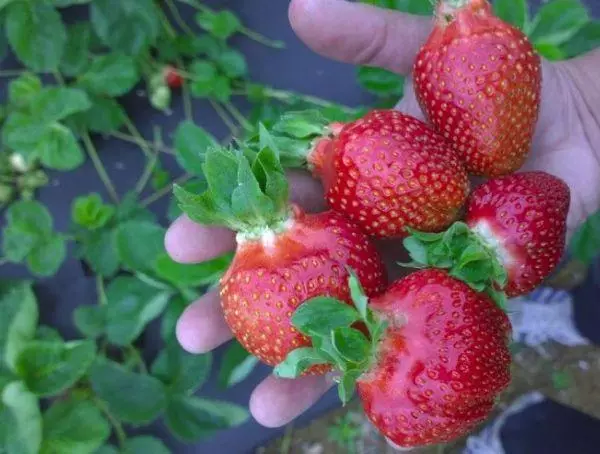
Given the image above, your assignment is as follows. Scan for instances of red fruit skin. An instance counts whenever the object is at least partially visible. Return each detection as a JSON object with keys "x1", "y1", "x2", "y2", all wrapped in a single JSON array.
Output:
[
  {"x1": 309, "y1": 110, "x2": 470, "y2": 238},
  {"x1": 164, "y1": 66, "x2": 184, "y2": 88},
  {"x1": 413, "y1": 0, "x2": 542, "y2": 177},
  {"x1": 357, "y1": 269, "x2": 512, "y2": 449},
  {"x1": 219, "y1": 206, "x2": 388, "y2": 371},
  {"x1": 466, "y1": 171, "x2": 570, "y2": 297}
]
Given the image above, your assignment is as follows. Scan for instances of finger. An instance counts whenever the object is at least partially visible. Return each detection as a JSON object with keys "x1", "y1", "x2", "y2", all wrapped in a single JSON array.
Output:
[
  {"x1": 165, "y1": 170, "x2": 324, "y2": 264},
  {"x1": 249, "y1": 373, "x2": 334, "y2": 428},
  {"x1": 176, "y1": 289, "x2": 232, "y2": 354},
  {"x1": 289, "y1": 0, "x2": 432, "y2": 75}
]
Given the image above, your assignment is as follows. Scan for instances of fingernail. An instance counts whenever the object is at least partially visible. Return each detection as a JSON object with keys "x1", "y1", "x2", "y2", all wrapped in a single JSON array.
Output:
[{"x1": 385, "y1": 437, "x2": 413, "y2": 452}]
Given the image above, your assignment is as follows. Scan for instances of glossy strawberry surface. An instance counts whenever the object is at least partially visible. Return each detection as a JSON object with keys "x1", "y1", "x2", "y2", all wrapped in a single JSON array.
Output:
[
  {"x1": 413, "y1": 0, "x2": 541, "y2": 177},
  {"x1": 309, "y1": 110, "x2": 470, "y2": 238},
  {"x1": 219, "y1": 206, "x2": 388, "y2": 370},
  {"x1": 357, "y1": 269, "x2": 511, "y2": 448},
  {"x1": 466, "y1": 171, "x2": 570, "y2": 297}
]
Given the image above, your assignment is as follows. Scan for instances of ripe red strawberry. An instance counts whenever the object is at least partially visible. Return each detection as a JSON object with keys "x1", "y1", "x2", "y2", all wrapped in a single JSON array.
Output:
[
  {"x1": 163, "y1": 65, "x2": 184, "y2": 88},
  {"x1": 275, "y1": 268, "x2": 512, "y2": 449},
  {"x1": 173, "y1": 138, "x2": 387, "y2": 370},
  {"x1": 413, "y1": 0, "x2": 542, "y2": 177},
  {"x1": 402, "y1": 171, "x2": 570, "y2": 300},
  {"x1": 266, "y1": 109, "x2": 470, "y2": 238}
]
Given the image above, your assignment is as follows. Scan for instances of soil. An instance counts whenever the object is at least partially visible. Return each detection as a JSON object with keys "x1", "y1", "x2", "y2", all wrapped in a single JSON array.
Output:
[{"x1": 257, "y1": 342, "x2": 600, "y2": 454}]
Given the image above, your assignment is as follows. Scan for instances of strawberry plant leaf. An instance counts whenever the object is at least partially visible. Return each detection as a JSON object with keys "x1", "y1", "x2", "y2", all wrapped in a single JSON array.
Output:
[
  {"x1": 95, "y1": 446, "x2": 119, "y2": 454},
  {"x1": 560, "y1": 20, "x2": 600, "y2": 58},
  {"x1": 36, "y1": 124, "x2": 85, "y2": 171},
  {"x1": 0, "y1": 281, "x2": 38, "y2": 371},
  {"x1": 2, "y1": 226, "x2": 39, "y2": 262},
  {"x1": 347, "y1": 270, "x2": 369, "y2": 319},
  {"x1": 217, "y1": 49, "x2": 248, "y2": 78},
  {"x1": 493, "y1": 0, "x2": 528, "y2": 30},
  {"x1": 77, "y1": 228, "x2": 120, "y2": 277},
  {"x1": 331, "y1": 327, "x2": 370, "y2": 364},
  {"x1": 6, "y1": 2, "x2": 66, "y2": 71},
  {"x1": 2, "y1": 112, "x2": 48, "y2": 152},
  {"x1": 218, "y1": 341, "x2": 260, "y2": 388},
  {"x1": 26, "y1": 234, "x2": 67, "y2": 277},
  {"x1": 230, "y1": 151, "x2": 275, "y2": 222},
  {"x1": 153, "y1": 252, "x2": 232, "y2": 288},
  {"x1": 78, "y1": 54, "x2": 140, "y2": 97},
  {"x1": 291, "y1": 297, "x2": 361, "y2": 337},
  {"x1": 189, "y1": 60, "x2": 219, "y2": 97},
  {"x1": 90, "y1": 358, "x2": 167, "y2": 424},
  {"x1": 104, "y1": 276, "x2": 172, "y2": 346},
  {"x1": 272, "y1": 347, "x2": 327, "y2": 378},
  {"x1": 165, "y1": 395, "x2": 249, "y2": 442},
  {"x1": 252, "y1": 144, "x2": 289, "y2": 212},
  {"x1": 570, "y1": 210, "x2": 600, "y2": 265},
  {"x1": 174, "y1": 120, "x2": 218, "y2": 175},
  {"x1": 391, "y1": 0, "x2": 434, "y2": 15},
  {"x1": 31, "y1": 87, "x2": 92, "y2": 124},
  {"x1": 337, "y1": 369, "x2": 361, "y2": 405},
  {"x1": 71, "y1": 95, "x2": 126, "y2": 134},
  {"x1": 151, "y1": 341, "x2": 212, "y2": 395},
  {"x1": 15, "y1": 340, "x2": 96, "y2": 397},
  {"x1": 41, "y1": 396, "x2": 110, "y2": 454},
  {"x1": 528, "y1": 0, "x2": 589, "y2": 47},
  {"x1": 8, "y1": 73, "x2": 42, "y2": 108},
  {"x1": 123, "y1": 436, "x2": 171, "y2": 454},
  {"x1": 203, "y1": 147, "x2": 240, "y2": 209},
  {"x1": 196, "y1": 10, "x2": 241, "y2": 40},
  {"x1": 160, "y1": 295, "x2": 189, "y2": 342},
  {"x1": 356, "y1": 67, "x2": 404, "y2": 97},
  {"x1": 72, "y1": 193, "x2": 115, "y2": 230},
  {"x1": 116, "y1": 220, "x2": 165, "y2": 272},
  {"x1": 52, "y1": 0, "x2": 92, "y2": 6},
  {"x1": 0, "y1": 381, "x2": 42, "y2": 454},
  {"x1": 60, "y1": 23, "x2": 91, "y2": 77},
  {"x1": 73, "y1": 305, "x2": 106, "y2": 339},
  {"x1": 90, "y1": 0, "x2": 160, "y2": 55},
  {"x1": 272, "y1": 109, "x2": 329, "y2": 139},
  {"x1": 35, "y1": 326, "x2": 63, "y2": 343}
]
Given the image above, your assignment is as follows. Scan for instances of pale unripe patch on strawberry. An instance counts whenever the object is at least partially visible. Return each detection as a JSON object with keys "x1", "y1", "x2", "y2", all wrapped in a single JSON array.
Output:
[{"x1": 470, "y1": 219, "x2": 515, "y2": 269}]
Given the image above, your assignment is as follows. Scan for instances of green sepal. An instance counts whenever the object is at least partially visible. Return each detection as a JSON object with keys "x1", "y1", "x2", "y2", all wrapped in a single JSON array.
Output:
[
  {"x1": 172, "y1": 141, "x2": 291, "y2": 236},
  {"x1": 272, "y1": 110, "x2": 330, "y2": 139},
  {"x1": 402, "y1": 222, "x2": 509, "y2": 309},
  {"x1": 273, "y1": 270, "x2": 388, "y2": 406}
]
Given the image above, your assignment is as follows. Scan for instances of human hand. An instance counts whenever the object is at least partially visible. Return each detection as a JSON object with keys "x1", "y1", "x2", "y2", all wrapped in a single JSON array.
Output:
[{"x1": 165, "y1": 0, "x2": 600, "y2": 430}]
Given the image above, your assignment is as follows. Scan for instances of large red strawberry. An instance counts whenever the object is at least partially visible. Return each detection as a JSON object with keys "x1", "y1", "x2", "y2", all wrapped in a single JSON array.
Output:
[
  {"x1": 402, "y1": 171, "x2": 570, "y2": 300},
  {"x1": 173, "y1": 135, "x2": 387, "y2": 371},
  {"x1": 275, "y1": 268, "x2": 512, "y2": 449},
  {"x1": 260, "y1": 109, "x2": 470, "y2": 238},
  {"x1": 413, "y1": 0, "x2": 542, "y2": 177}
]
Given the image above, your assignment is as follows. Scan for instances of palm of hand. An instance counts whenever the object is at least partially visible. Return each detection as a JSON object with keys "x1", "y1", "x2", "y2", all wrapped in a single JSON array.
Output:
[{"x1": 165, "y1": 0, "x2": 600, "y2": 432}]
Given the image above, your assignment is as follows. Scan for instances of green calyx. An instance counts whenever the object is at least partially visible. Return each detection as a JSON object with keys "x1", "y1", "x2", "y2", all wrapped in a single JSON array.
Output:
[
  {"x1": 245, "y1": 109, "x2": 334, "y2": 169},
  {"x1": 173, "y1": 124, "x2": 291, "y2": 236},
  {"x1": 273, "y1": 269, "x2": 389, "y2": 405},
  {"x1": 401, "y1": 222, "x2": 509, "y2": 309}
]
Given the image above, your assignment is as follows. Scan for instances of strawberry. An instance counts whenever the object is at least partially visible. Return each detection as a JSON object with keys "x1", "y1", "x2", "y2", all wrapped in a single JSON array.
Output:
[
  {"x1": 163, "y1": 65, "x2": 184, "y2": 89},
  {"x1": 275, "y1": 268, "x2": 512, "y2": 449},
  {"x1": 402, "y1": 171, "x2": 570, "y2": 300},
  {"x1": 413, "y1": 0, "x2": 542, "y2": 177},
  {"x1": 260, "y1": 109, "x2": 470, "y2": 238},
  {"x1": 173, "y1": 131, "x2": 387, "y2": 370}
]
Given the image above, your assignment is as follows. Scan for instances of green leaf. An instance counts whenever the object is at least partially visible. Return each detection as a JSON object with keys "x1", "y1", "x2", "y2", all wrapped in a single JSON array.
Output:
[
  {"x1": 73, "y1": 305, "x2": 106, "y2": 339},
  {"x1": 79, "y1": 54, "x2": 140, "y2": 96},
  {"x1": 356, "y1": 67, "x2": 404, "y2": 97},
  {"x1": 123, "y1": 436, "x2": 171, "y2": 454},
  {"x1": 196, "y1": 10, "x2": 241, "y2": 40},
  {"x1": 252, "y1": 142, "x2": 289, "y2": 211},
  {"x1": 493, "y1": 0, "x2": 528, "y2": 30},
  {"x1": 151, "y1": 341, "x2": 212, "y2": 395},
  {"x1": 390, "y1": 0, "x2": 434, "y2": 15},
  {"x1": 2, "y1": 226, "x2": 38, "y2": 263},
  {"x1": 0, "y1": 381, "x2": 42, "y2": 454},
  {"x1": 104, "y1": 276, "x2": 172, "y2": 346},
  {"x1": 31, "y1": 87, "x2": 92, "y2": 124},
  {"x1": 337, "y1": 369, "x2": 361, "y2": 404},
  {"x1": 2, "y1": 112, "x2": 48, "y2": 152},
  {"x1": 15, "y1": 340, "x2": 96, "y2": 397},
  {"x1": 189, "y1": 60, "x2": 218, "y2": 98},
  {"x1": 94, "y1": 446, "x2": 118, "y2": 454},
  {"x1": 52, "y1": 0, "x2": 92, "y2": 7},
  {"x1": 36, "y1": 123, "x2": 85, "y2": 171},
  {"x1": 26, "y1": 234, "x2": 67, "y2": 277},
  {"x1": 560, "y1": 20, "x2": 600, "y2": 58},
  {"x1": 72, "y1": 193, "x2": 115, "y2": 230},
  {"x1": 78, "y1": 228, "x2": 120, "y2": 277},
  {"x1": 41, "y1": 397, "x2": 110, "y2": 454},
  {"x1": 347, "y1": 270, "x2": 369, "y2": 319},
  {"x1": 6, "y1": 2, "x2": 66, "y2": 71},
  {"x1": 72, "y1": 96, "x2": 126, "y2": 133},
  {"x1": 218, "y1": 341, "x2": 259, "y2": 388},
  {"x1": 5, "y1": 199, "x2": 53, "y2": 234},
  {"x1": 273, "y1": 347, "x2": 328, "y2": 379},
  {"x1": 0, "y1": 281, "x2": 38, "y2": 371},
  {"x1": 116, "y1": 192, "x2": 156, "y2": 223},
  {"x1": 174, "y1": 120, "x2": 217, "y2": 175},
  {"x1": 116, "y1": 220, "x2": 166, "y2": 272},
  {"x1": 60, "y1": 23, "x2": 91, "y2": 77},
  {"x1": 528, "y1": 0, "x2": 589, "y2": 46},
  {"x1": 331, "y1": 327, "x2": 370, "y2": 363},
  {"x1": 91, "y1": 0, "x2": 160, "y2": 55},
  {"x1": 570, "y1": 210, "x2": 600, "y2": 265},
  {"x1": 291, "y1": 297, "x2": 360, "y2": 336},
  {"x1": 153, "y1": 252, "x2": 231, "y2": 288},
  {"x1": 35, "y1": 326, "x2": 63, "y2": 342},
  {"x1": 230, "y1": 152, "x2": 275, "y2": 223},
  {"x1": 160, "y1": 295, "x2": 189, "y2": 342},
  {"x1": 165, "y1": 395, "x2": 249, "y2": 442},
  {"x1": 217, "y1": 49, "x2": 248, "y2": 78},
  {"x1": 8, "y1": 73, "x2": 42, "y2": 108},
  {"x1": 212, "y1": 76, "x2": 232, "y2": 102},
  {"x1": 90, "y1": 358, "x2": 166, "y2": 424}
]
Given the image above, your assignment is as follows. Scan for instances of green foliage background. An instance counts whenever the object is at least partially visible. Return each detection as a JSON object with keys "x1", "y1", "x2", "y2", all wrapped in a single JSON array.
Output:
[{"x1": 0, "y1": 0, "x2": 598, "y2": 452}]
